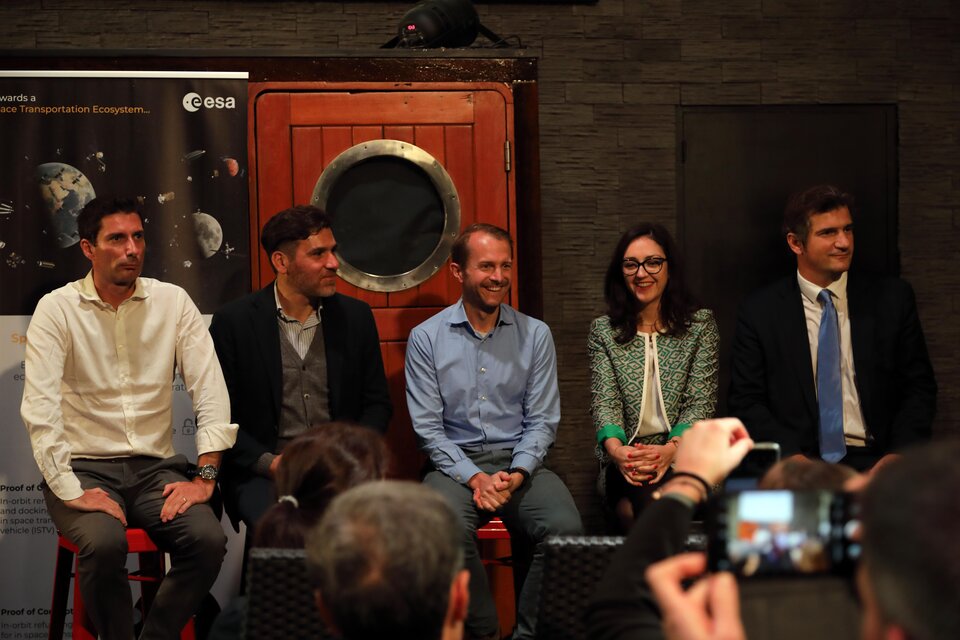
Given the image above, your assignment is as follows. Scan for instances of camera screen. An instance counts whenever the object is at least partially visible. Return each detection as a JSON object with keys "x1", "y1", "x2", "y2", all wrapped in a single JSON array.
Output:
[{"x1": 712, "y1": 490, "x2": 857, "y2": 576}]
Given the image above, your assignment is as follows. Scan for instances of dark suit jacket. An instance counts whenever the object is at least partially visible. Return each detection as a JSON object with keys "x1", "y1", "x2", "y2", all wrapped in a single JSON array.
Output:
[
  {"x1": 209, "y1": 284, "x2": 392, "y2": 516},
  {"x1": 728, "y1": 273, "x2": 936, "y2": 458}
]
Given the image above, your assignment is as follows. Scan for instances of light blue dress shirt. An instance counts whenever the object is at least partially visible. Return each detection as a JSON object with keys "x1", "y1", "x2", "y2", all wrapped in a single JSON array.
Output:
[{"x1": 405, "y1": 300, "x2": 561, "y2": 485}]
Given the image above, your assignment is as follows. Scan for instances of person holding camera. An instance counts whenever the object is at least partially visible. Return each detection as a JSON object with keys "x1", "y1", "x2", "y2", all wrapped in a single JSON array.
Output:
[{"x1": 612, "y1": 434, "x2": 960, "y2": 640}]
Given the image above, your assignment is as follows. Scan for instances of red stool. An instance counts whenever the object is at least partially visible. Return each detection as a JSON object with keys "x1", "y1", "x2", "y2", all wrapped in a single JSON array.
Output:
[
  {"x1": 477, "y1": 517, "x2": 515, "y2": 638},
  {"x1": 477, "y1": 516, "x2": 510, "y2": 540},
  {"x1": 49, "y1": 528, "x2": 195, "y2": 640}
]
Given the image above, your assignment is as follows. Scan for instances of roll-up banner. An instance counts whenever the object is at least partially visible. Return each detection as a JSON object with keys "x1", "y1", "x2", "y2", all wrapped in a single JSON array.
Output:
[{"x1": 0, "y1": 70, "x2": 250, "y2": 638}]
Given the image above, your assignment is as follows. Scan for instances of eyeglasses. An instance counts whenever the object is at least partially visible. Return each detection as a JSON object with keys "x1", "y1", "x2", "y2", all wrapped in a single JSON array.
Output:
[{"x1": 622, "y1": 257, "x2": 666, "y2": 276}]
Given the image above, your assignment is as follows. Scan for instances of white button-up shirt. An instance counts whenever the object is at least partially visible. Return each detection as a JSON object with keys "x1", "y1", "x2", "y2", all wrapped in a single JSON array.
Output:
[{"x1": 20, "y1": 273, "x2": 237, "y2": 500}]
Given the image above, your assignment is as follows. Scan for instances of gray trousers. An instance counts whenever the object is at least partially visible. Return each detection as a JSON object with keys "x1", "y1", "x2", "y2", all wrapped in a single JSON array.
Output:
[
  {"x1": 43, "y1": 455, "x2": 227, "y2": 640},
  {"x1": 424, "y1": 450, "x2": 583, "y2": 640}
]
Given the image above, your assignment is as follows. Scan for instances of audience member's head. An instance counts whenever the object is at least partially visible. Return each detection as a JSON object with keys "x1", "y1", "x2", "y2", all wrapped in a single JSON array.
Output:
[
  {"x1": 253, "y1": 423, "x2": 388, "y2": 548},
  {"x1": 306, "y1": 481, "x2": 470, "y2": 640},
  {"x1": 759, "y1": 457, "x2": 858, "y2": 491},
  {"x1": 858, "y1": 440, "x2": 960, "y2": 640}
]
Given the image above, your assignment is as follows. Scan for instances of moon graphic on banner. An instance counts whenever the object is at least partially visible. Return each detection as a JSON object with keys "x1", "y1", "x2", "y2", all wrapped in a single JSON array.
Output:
[
  {"x1": 37, "y1": 162, "x2": 96, "y2": 248},
  {"x1": 192, "y1": 211, "x2": 223, "y2": 258}
]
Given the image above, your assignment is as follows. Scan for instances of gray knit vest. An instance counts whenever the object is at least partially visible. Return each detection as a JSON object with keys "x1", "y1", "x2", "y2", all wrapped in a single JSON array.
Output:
[{"x1": 277, "y1": 327, "x2": 330, "y2": 444}]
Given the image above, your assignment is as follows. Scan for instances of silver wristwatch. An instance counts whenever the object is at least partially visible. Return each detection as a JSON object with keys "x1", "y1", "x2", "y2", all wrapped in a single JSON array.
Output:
[{"x1": 197, "y1": 464, "x2": 219, "y2": 481}]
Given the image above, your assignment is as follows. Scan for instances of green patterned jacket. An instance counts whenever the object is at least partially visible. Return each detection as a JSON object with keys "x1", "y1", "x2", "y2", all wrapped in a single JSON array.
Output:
[{"x1": 588, "y1": 309, "x2": 720, "y2": 467}]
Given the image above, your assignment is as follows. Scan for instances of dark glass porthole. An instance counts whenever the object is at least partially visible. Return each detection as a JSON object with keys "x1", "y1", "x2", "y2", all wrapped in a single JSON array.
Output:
[{"x1": 312, "y1": 140, "x2": 461, "y2": 292}]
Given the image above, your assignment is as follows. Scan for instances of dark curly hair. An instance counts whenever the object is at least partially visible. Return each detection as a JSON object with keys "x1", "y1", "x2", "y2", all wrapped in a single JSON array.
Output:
[{"x1": 603, "y1": 222, "x2": 700, "y2": 344}]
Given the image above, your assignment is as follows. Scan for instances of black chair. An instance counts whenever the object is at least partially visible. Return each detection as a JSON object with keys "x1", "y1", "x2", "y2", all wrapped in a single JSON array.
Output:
[
  {"x1": 243, "y1": 548, "x2": 337, "y2": 640},
  {"x1": 536, "y1": 535, "x2": 860, "y2": 640},
  {"x1": 537, "y1": 536, "x2": 624, "y2": 640}
]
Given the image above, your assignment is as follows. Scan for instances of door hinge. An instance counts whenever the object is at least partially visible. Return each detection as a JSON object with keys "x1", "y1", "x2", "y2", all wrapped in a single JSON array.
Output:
[{"x1": 504, "y1": 140, "x2": 512, "y2": 173}]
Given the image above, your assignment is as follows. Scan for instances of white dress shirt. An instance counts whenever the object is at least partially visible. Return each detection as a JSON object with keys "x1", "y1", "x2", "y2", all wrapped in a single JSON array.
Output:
[
  {"x1": 796, "y1": 271, "x2": 868, "y2": 445},
  {"x1": 20, "y1": 273, "x2": 238, "y2": 500}
]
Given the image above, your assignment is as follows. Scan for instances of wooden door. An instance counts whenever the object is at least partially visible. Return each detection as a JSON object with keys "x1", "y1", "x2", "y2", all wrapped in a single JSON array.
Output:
[{"x1": 250, "y1": 82, "x2": 517, "y2": 478}]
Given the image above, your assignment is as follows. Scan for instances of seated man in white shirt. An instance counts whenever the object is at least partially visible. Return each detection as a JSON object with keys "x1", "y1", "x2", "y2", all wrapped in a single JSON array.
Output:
[{"x1": 20, "y1": 197, "x2": 238, "y2": 640}]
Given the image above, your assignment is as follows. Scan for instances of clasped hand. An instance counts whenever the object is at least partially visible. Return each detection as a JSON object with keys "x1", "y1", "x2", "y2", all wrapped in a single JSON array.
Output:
[
  {"x1": 468, "y1": 470, "x2": 524, "y2": 511},
  {"x1": 609, "y1": 442, "x2": 675, "y2": 486}
]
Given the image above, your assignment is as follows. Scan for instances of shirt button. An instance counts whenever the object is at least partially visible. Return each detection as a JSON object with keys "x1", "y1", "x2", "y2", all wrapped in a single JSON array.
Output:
[
  {"x1": 480, "y1": 367, "x2": 486, "y2": 373},
  {"x1": 481, "y1": 395, "x2": 487, "y2": 401},
  {"x1": 304, "y1": 393, "x2": 310, "y2": 399}
]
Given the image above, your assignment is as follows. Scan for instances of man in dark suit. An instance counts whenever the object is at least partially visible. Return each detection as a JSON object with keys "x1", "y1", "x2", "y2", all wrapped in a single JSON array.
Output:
[
  {"x1": 210, "y1": 205, "x2": 391, "y2": 527},
  {"x1": 728, "y1": 185, "x2": 936, "y2": 472}
]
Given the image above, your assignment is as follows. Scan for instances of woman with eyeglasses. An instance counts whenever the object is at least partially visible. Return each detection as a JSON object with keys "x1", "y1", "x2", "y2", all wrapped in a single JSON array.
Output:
[{"x1": 589, "y1": 223, "x2": 719, "y2": 531}]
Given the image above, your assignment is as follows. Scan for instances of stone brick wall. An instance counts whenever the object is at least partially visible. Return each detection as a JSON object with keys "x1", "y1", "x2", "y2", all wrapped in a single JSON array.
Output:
[{"x1": 4, "y1": 0, "x2": 958, "y2": 531}]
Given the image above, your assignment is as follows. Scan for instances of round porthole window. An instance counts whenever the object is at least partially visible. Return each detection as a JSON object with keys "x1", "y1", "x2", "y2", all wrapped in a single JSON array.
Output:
[{"x1": 312, "y1": 140, "x2": 461, "y2": 292}]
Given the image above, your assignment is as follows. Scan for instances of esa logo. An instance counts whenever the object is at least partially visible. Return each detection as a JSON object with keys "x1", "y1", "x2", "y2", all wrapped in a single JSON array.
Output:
[{"x1": 182, "y1": 92, "x2": 237, "y2": 112}]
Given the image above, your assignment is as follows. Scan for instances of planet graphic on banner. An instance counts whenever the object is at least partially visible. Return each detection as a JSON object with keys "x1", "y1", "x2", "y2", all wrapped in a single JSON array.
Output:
[
  {"x1": 222, "y1": 157, "x2": 240, "y2": 177},
  {"x1": 192, "y1": 211, "x2": 223, "y2": 258},
  {"x1": 37, "y1": 162, "x2": 96, "y2": 248}
]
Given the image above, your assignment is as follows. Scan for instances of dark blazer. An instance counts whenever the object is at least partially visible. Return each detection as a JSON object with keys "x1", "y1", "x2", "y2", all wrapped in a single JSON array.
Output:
[
  {"x1": 209, "y1": 284, "x2": 392, "y2": 512},
  {"x1": 728, "y1": 273, "x2": 936, "y2": 458}
]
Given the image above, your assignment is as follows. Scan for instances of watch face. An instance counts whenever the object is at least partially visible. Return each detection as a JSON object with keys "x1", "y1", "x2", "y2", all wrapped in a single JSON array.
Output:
[{"x1": 198, "y1": 465, "x2": 218, "y2": 480}]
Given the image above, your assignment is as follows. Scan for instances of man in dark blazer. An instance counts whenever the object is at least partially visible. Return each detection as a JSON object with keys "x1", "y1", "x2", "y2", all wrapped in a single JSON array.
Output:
[
  {"x1": 210, "y1": 205, "x2": 391, "y2": 527},
  {"x1": 728, "y1": 185, "x2": 936, "y2": 472}
]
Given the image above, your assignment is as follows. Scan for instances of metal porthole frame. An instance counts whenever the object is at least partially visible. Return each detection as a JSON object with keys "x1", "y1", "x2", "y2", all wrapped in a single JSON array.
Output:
[{"x1": 311, "y1": 139, "x2": 461, "y2": 293}]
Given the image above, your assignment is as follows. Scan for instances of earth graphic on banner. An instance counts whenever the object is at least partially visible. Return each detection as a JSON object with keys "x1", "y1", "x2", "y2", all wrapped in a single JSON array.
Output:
[
  {"x1": 192, "y1": 211, "x2": 223, "y2": 258},
  {"x1": 37, "y1": 162, "x2": 97, "y2": 248}
]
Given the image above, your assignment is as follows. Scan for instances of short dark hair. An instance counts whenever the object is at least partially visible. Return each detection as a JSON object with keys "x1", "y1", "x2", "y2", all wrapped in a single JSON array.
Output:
[
  {"x1": 260, "y1": 205, "x2": 333, "y2": 259},
  {"x1": 450, "y1": 223, "x2": 513, "y2": 267},
  {"x1": 759, "y1": 458, "x2": 857, "y2": 491},
  {"x1": 782, "y1": 185, "x2": 855, "y2": 241},
  {"x1": 77, "y1": 196, "x2": 141, "y2": 244},
  {"x1": 253, "y1": 423, "x2": 389, "y2": 549},
  {"x1": 860, "y1": 440, "x2": 960, "y2": 640},
  {"x1": 602, "y1": 222, "x2": 700, "y2": 344},
  {"x1": 307, "y1": 481, "x2": 464, "y2": 640}
]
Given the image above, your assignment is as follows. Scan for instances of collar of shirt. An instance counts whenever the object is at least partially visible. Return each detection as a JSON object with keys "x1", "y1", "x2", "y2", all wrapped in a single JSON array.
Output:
[
  {"x1": 446, "y1": 299, "x2": 516, "y2": 338},
  {"x1": 76, "y1": 271, "x2": 148, "y2": 308},
  {"x1": 273, "y1": 282, "x2": 321, "y2": 325},
  {"x1": 797, "y1": 270, "x2": 848, "y2": 307}
]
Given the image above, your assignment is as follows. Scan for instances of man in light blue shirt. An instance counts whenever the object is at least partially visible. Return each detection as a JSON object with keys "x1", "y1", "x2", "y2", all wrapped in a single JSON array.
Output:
[{"x1": 406, "y1": 223, "x2": 583, "y2": 640}]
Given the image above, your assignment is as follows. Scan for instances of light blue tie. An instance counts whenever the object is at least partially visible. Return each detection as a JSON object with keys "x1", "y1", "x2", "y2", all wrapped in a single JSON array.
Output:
[{"x1": 817, "y1": 289, "x2": 846, "y2": 463}]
